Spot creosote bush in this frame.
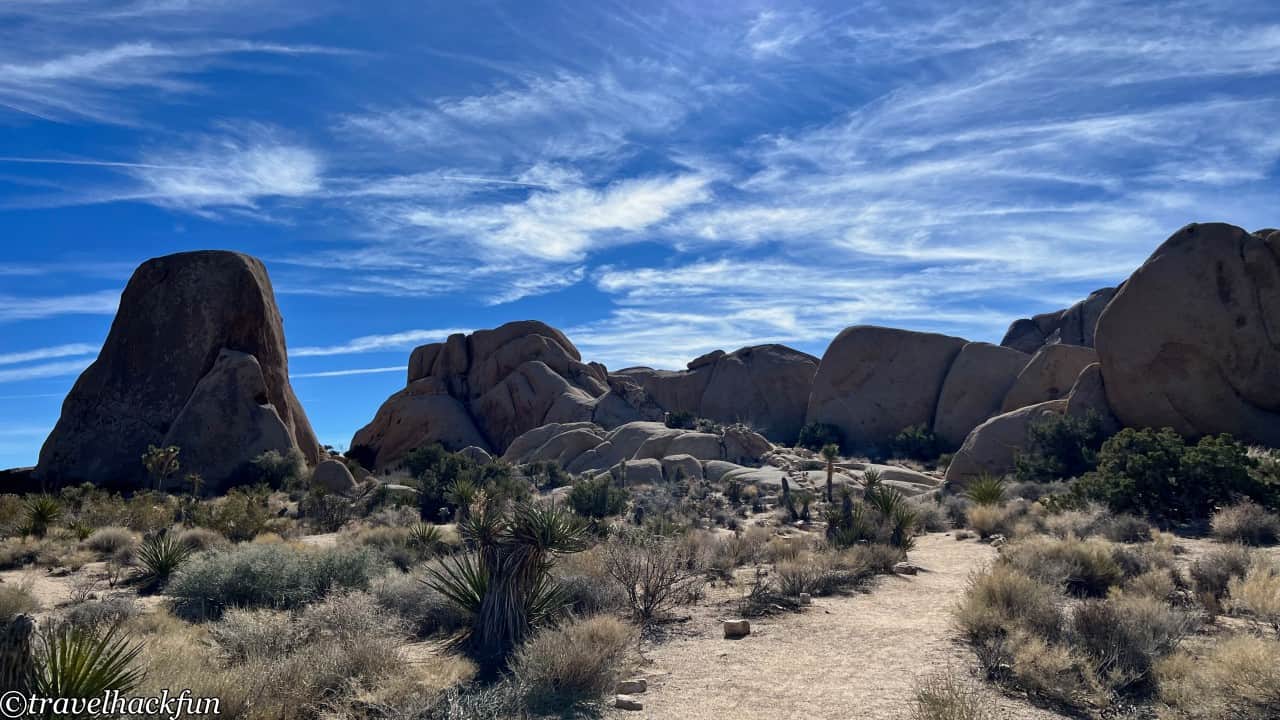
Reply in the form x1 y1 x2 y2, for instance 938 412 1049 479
1013 411 1104 483
911 669 999 720
568 475 628 519
602 528 704 622
167 543 380 620
1157 634 1280 719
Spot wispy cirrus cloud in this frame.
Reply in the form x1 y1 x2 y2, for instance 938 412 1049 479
0 343 98 366
291 366 404 379
291 329 471 357
0 290 120 322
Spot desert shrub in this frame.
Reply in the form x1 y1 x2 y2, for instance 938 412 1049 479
406 444 528 523
1228 560 1280 635
0 578 39 619
299 490 351 533
797 422 843 452
1007 632 1107 710
1079 429 1264 521
963 476 1006 506
83 527 138 557
552 549 627 616
197 487 273 542
809 546 887 595
1212 501 1280 546
1043 507 1103 539
602 528 704 622
1121 569 1180 603
1013 411 1104 483
168 543 380 620
1157 634 1280 719
0 494 23 537
965 504 1010 539
511 615 634 712
250 448 309 490
956 565 1062 645
1068 594 1194 692
426 502 586 674
174 526 227 552
568 475 628 519
372 569 469 638
1189 544 1253 600
911 669 999 720
893 424 940 461
909 497 951 532
776 557 823 597
62 595 140 631
664 410 696 430
1001 536 1124 597
1095 514 1154 543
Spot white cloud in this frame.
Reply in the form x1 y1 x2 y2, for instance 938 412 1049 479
746 10 819 58
291 366 403 378
0 343 98 366
0 291 120 322
0 358 92 383
291 329 470 357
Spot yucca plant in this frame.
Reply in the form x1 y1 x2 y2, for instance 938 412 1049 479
134 533 193 591
964 475 1007 506
24 495 62 538
862 468 882 498
820 443 840 502
407 522 444 553
30 623 144 703
446 478 481 520
426 500 587 675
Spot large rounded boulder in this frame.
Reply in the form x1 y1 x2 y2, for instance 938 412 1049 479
805 326 966 452
1095 223 1280 445
35 251 318 491
932 342 1029 450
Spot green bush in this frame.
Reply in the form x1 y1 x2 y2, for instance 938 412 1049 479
1078 429 1264 521
892 424 940 460
250 448 308 490
167 543 381 620
664 410 696 430
963 475 1006 506
797 422 844 452
1013 412 1104 482
404 444 527 522
511 615 634 712
568 476 628 519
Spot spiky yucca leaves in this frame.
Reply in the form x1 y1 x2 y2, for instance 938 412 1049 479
31 623 144 703
964 475 1007 506
407 522 444 553
23 495 62 538
821 443 840 502
134 533 193 591
426 500 587 675
865 484 918 551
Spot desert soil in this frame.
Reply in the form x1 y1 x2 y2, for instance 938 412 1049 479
611 532 1070 720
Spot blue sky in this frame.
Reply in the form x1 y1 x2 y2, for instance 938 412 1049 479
1 0 1278 468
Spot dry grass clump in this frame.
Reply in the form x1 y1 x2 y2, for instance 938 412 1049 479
965 504 1012 539
371 568 469 638
82 526 139 556
1157 634 1280 719
1189 544 1253 602
1000 535 1125 597
510 615 635 711
0 577 39 619
61 594 142 631
1228 559 1280 635
1211 501 1280 546
174 526 228 552
957 534 1195 714
911 669 998 720
552 547 628 616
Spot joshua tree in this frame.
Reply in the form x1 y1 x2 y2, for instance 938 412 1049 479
427 499 587 675
141 444 180 493
820 443 840 502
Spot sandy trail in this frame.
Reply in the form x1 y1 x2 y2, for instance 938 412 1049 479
613 533 1069 720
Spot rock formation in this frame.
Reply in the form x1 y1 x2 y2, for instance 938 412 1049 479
999 344 1098 412
932 342 1029 449
805 326 967 453
1001 286 1118 354
612 344 818 443
35 251 318 492
1095 223 1280 446
352 321 606 469
354 323 820 470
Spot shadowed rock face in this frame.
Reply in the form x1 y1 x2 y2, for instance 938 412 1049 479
1096 223 1280 445
1001 286 1119 354
612 344 819 444
34 251 318 491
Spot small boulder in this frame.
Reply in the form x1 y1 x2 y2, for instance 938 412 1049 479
312 459 357 495
799 593 812 605
615 678 647 695
893 562 919 575
615 695 644 711
723 619 751 639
